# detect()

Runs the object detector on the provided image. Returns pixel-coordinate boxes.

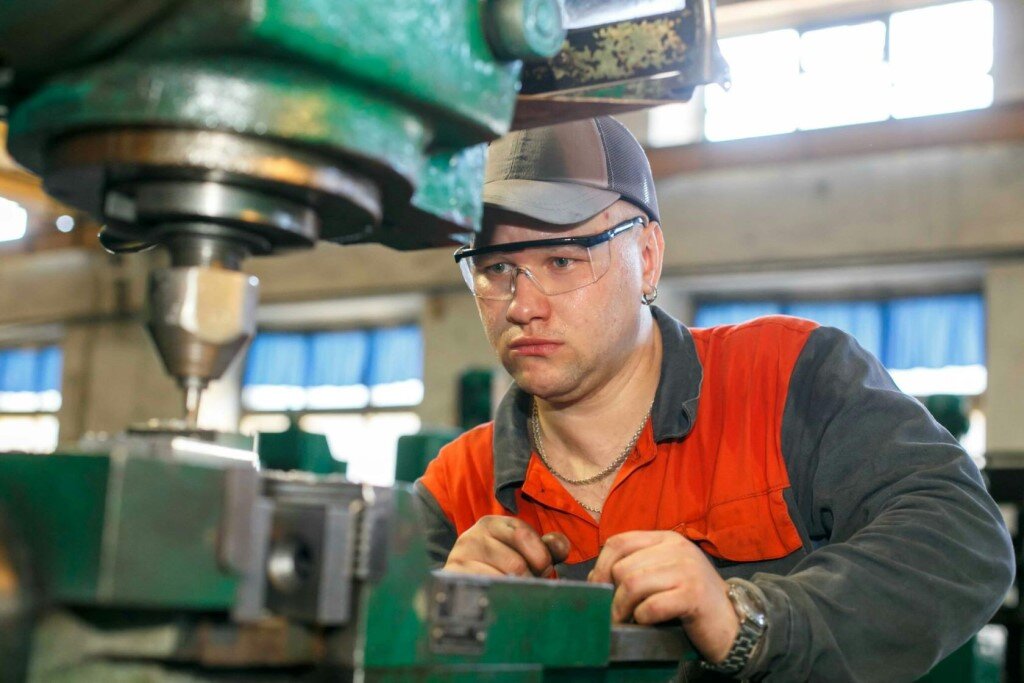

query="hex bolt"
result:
[484,0,566,61]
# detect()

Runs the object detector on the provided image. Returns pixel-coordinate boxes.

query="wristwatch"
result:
[700,578,768,677]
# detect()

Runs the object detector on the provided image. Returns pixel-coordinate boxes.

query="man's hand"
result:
[444,515,571,578]
[588,531,739,663]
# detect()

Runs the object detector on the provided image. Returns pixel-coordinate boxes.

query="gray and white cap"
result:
[483,116,660,226]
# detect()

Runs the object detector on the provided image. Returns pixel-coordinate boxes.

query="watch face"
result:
[729,584,767,632]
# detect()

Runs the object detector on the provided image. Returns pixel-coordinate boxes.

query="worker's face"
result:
[475,200,664,404]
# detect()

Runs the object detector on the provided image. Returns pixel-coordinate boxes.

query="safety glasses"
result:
[453,216,645,300]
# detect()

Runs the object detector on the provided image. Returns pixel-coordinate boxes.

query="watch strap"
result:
[700,578,768,676]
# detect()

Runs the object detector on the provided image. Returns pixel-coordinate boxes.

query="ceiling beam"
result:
[645,100,1024,178]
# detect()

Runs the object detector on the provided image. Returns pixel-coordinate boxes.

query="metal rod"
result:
[184,384,203,428]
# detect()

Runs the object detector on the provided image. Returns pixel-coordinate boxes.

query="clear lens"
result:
[459,241,612,300]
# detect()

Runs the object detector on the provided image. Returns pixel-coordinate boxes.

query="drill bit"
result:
[183,383,203,428]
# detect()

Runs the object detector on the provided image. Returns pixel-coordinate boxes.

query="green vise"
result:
[0,434,694,681]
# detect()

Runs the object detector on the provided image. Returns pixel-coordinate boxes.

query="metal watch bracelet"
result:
[700,578,768,677]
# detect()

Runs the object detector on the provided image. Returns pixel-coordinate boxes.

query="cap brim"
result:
[483,179,620,226]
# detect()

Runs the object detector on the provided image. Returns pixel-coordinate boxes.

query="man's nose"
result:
[505,268,550,324]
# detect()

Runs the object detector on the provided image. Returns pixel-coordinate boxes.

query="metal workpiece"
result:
[609,624,694,663]
[233,473,392,627]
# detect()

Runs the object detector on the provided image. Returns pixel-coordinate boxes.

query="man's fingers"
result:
[541,532,571,565]
[485,517,553,576]
[610,563,685,623]
[443,559,506,576]
[607,543,684,586]
[632,586,693,625]
[589,531,670,584]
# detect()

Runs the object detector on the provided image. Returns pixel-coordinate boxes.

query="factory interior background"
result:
[0,0,1022,677]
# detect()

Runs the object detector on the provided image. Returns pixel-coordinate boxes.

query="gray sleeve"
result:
[411,480,458,567]
[746,326,1014,682]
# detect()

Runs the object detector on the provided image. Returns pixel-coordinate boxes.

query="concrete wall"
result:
[986,263,1024,456]
[420,293,501,428]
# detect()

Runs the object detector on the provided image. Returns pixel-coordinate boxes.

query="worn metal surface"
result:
[514,0,728,129]
[608,625,692,662]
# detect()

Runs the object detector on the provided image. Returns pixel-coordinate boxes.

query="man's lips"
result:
[508,337,563,357]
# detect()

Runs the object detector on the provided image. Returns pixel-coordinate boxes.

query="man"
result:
[413,116,1014,680]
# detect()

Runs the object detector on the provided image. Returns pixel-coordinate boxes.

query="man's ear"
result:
[640,220,665,292]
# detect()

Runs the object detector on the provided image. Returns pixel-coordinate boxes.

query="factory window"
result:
[651,0,994,144]
[693,294,987,458]
[239,325,424,486]
[0,345,62,453]
[694,294,985,393]
[0,197,28,243]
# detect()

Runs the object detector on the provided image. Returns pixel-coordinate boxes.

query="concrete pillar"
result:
[984,261,1024,460]
[419,292,502,428]
[67,320,182,438]
[993,0,1024,105]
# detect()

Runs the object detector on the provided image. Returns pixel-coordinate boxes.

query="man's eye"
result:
[551,257,575,269]
[482,262,511,275]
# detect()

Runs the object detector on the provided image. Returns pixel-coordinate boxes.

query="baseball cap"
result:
[483,116,660,226]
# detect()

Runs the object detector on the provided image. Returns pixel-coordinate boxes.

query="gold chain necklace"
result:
[531,400,653,513]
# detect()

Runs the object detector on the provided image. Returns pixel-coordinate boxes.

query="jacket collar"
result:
[492,306,703,512]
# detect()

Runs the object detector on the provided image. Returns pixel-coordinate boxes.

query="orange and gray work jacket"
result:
[413,307,1014,682]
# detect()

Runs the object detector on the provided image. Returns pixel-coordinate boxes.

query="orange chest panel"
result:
[420,317,816,565]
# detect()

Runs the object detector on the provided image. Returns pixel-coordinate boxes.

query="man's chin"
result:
[508,369,572,401]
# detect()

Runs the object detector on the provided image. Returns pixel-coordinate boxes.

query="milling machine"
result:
[0,1,728,680]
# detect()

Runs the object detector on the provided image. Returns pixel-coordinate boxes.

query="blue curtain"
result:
[693,294,984,370]
[786,301,884,360]
[37,346,63,392]
[884,294,984,370]
[693,302,782,327]
[0,345,63,393]
[243,332,307,386]
[243,326,424,388]
[366,326,424,386]
[308,330,370,387]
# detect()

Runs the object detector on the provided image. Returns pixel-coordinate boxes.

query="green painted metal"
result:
[917,634,1004,683]
[6,59,431,202]
[483,0,567,61]
[0,452,238,609]
[0,0,525,245]
[394,430,462,483]
[103,455,238,608]
[258,421,345,475]
[4,454,692,680]
[0,454,109,602]
[360,487,615,670]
